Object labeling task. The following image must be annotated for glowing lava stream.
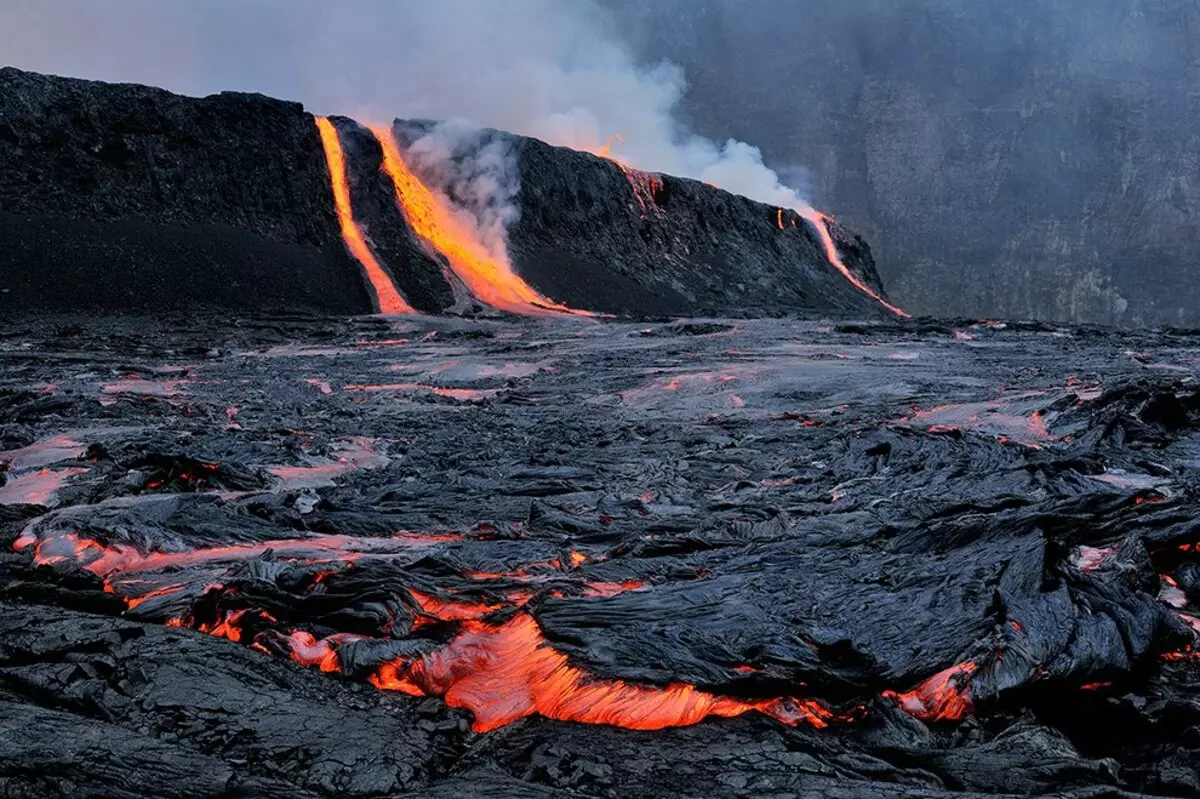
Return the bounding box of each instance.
[13,525,1003,732]
[314,117,415,315]
[368,613,836,732]
[794,208,911,318]
[369,124,592,317]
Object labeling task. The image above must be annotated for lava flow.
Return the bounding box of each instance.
[794,208,911,318]
[314,117,414,315]
[367,613,836,732]
[882,661,978,721]
[370,125,591,317]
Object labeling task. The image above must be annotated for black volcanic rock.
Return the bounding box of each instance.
[1,313,1199,797]
[0,67,897,320]
[0,67,369,315]
[609,0,1200,327]
[511,136,888,318]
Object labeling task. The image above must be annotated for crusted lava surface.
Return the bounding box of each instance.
[2,313,1199,798]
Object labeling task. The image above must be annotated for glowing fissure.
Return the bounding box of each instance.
[369,125,591,318]
[314,117,414,315]
[618,164,664,215]
[882,661,978,721]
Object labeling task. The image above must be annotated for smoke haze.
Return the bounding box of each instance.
[0,0,813,212]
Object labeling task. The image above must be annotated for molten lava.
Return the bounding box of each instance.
[883,661,978,721]
[619,165,664,214]
[368,613,835,732]
[314,117,414,315]
[370,125,590,317]
[794,208,910,318]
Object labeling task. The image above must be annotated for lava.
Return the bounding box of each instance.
[883,661,978,722]
[0,434,87,471]
[267,436,389,490]
[0,467,88,506]
[341,382,500,402]
[368,613,835,732]
[15,529,461,579]
[619,164,664,214]
[314,117,414,315]
[795,208,910,318]
[370,125,590,317]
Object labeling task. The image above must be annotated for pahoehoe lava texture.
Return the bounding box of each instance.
[2,313,1199,797]
[0,67,892,319]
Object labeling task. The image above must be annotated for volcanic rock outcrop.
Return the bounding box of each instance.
[0,67,895,319]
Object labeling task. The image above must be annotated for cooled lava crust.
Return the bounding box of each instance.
[2,313,1199,798]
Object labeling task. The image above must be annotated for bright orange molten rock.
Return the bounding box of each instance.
[368,612,835,732]
[315,117,415,315]
[796,208,911,319]
[370,125,593,317]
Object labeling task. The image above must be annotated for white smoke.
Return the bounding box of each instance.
[0,0,815,212]
[399,119,522,264]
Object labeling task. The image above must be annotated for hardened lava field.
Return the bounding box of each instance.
[2,313,1199,798]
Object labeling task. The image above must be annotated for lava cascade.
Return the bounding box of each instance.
[370,125,591,317]
[795,208,911,318]
[314,117,414,315]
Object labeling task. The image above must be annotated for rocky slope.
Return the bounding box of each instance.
[0,67,895,319]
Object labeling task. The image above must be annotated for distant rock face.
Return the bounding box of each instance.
[0,67,896,320]
[610,0,1200,327]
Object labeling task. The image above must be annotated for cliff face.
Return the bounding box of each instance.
[0,67,369,314]
[611,0,1200,327]
[0,67,895,320]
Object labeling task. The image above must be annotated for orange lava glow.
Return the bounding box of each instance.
[582,579,647,598]
[370,125,591,317]
[369,613,834,732]
[618,164,664,214]
[883,661,978,721]
[795,208,910,318]
[124,583,186,611]
[288,630,364,673]
[409,588,503,626]
[314,117,414,315]
[15,530,461,579]
[0,466,88,506]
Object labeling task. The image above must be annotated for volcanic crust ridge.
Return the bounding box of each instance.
[0,66,894,319]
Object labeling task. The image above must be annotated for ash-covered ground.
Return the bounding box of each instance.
[2,312,1199,798]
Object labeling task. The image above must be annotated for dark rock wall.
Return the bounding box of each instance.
[609,0,1200,326]
[0,67,369,314]
[510,135,888,318]
[0,67,895,319]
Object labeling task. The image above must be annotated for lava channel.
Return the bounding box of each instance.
[370,124,593,318]
[794,207,911,319]
[315,116,414,315]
